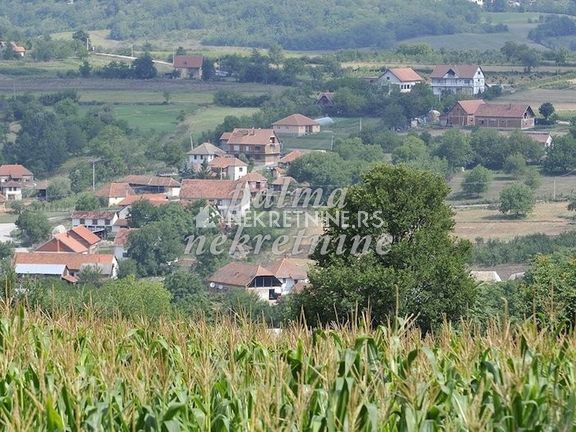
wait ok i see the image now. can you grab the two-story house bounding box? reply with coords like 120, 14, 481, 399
71, 211, 119, 236
221, 128, 281, 166
378, 68, 423, 93
118, 175, 181, 199
180, 179, 251, 220
431, 65, 485, 96
187, 142, 226, 170
173, 55, 204, 79
208, 156, 248, 180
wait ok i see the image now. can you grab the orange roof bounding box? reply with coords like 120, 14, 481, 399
453, 99, 486, 115
117, 194, 169, 206
14, 252, 115, 272
280, 150, 304, 164
266, 258, 307, 280
72, 210, 117, 220
113, 228, 135, 247
220, 132, 232, 142
273, 114, 319, 127
119, 175, 181, 188
187, 142, 226, 156
209, 156, 247, 169
180, 179, 245, 200
173, 55, 203, 69
0, 164, 33, 177
226, 128, 280, 146
475, 103, 535, 119
431, 64, 482, 79
69, 225, 101, 246
238, 172, 267, 183
35, 234, 88, 254
95, 182, 135, 199
386, 68, 423, 82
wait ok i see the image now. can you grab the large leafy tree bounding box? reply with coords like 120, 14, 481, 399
499, 183, 535, 218
293, 164, 476, 331
16, 210, 51, 246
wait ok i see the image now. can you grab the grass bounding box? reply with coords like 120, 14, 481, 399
0, 305, 574, 429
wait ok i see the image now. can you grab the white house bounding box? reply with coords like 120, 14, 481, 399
430, 65, 485, 96
187, 142, 226, 170
71, 211, 119, 235
95, 182, 135, 207
180, 179, 251, 220
208, 156, 248, 180
378, 68, 423, 93
0, 181, 23, 201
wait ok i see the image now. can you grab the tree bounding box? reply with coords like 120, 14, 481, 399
503, 153, 527, 177
391, 136, 428, 164
132, 53, 157, 79
539, 102, 555, 122
292, 164, 476, 332
162, 90, 171, 104
75, 193, 101, 211
543, 135, 576, 174
46, 177, 71, 201
79, 60, 91, 77
202, 58, 215, 81
164, 271, 211, 317
499, 183, 535, 218
523, 167, 542, 190
462, 166, 492, 196
434, 129, 473, 170
16, 210, 51, 245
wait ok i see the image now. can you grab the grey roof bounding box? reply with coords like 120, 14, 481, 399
187, 143, 226, 156
15, 263, 66, 275
79, 262, 114, 276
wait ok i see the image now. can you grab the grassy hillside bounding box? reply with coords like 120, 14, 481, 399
0, 306, 575, 429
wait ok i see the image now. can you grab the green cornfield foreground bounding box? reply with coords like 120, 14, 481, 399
1, 307, 575, 431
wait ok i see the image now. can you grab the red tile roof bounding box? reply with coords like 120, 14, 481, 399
238, 172, 267, 183
173, 55, 203, 69
267, 258, 307, 280
117, 194, 169, 206
475, 103, 534, 119
69, 225, 101, 246
220, 132, 232, 141
0, 180, 23, 188
226, 128, 280, 146
72, 210, 117, 220
35, 234, 88, 254
180, 179, 245, 200
119, 175, 181, 188
386, 68, 423, 82
280, 150, 304, 164
14, 252, 115, 272
430, 64, 482, 79
113, 228, 135, 247
95, 182, 135, 199
209, 156, 247, 169
524, 132, 552, 144
454, 99, 486, 115
0, 164, 32, 177
273, 114, 319, 127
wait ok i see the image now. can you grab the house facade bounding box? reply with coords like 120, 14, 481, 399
272, 114, 320, 136
446, 100, 486, 127
378, 68, 423, 93
0, 164, 33, 183
14, 252, 119, 280
431, 65, 485, 96
221, 128, 281, 166
173, 55, 203, 79
95, 182, 135, 206
187, 142, 226, 170
208, 156, 248, 180
0, 181, 22, 201
474, 104, 535, 130
72, 211, 119, 236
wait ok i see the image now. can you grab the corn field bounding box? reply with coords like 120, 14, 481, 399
0, 306, 575, 431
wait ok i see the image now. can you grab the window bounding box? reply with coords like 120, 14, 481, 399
80, 218, 85, 225
268, 289, 278, 300
239, 167, 244, 172
255, 146, 262, 152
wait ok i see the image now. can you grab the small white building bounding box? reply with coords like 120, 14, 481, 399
180, 179, 251, 220
0, 181, 23, 201
378, 68, 423, 93
71, 211, 119, 235
187, 143, 226, 170
272, 114, 320, 136
209, 156, 248, 181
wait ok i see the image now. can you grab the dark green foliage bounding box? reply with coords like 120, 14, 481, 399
213, 90, 270, 107
529, 15, 576, 44
74, 193, 102, 211
462, 166, 492, 196
131, 53, 157, 79
15, 210, 51, 246
473, 232, 576, 266
543, 135, 576, 174
499, 183, 535, 218
293, 164, 476, 331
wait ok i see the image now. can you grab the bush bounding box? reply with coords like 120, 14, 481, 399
499, 183, 535, 218
462, 166, 492, 196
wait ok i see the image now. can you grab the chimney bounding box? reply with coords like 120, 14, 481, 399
250, 127, 255, 135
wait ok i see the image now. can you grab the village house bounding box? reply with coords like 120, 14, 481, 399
14, 252, 119, 280
187, 142, 226, 170
236, 171, 268, 195
316, 91, 335, 107
474, 103, 535, 130
524, 131, 553, 148
95, 182, 135, 207
71, 210, 119, 236
430, 65, 485, 96
446, 100, 486, 127
0, 164, 33, 183
0, 181, 23, 201
221, 128, 281, 166
272, 114, 320, 136
35, 225, 101, 254
271, 176, 297, 193
208, 258, 307, 302
180, 179, 252, 219
173, 55, 204, 79
9, 42, 25, 57
208, 156, 248, 181
119, 175, 181, 198
113, 228, 134, 261
279, 150, 304, 168
117, 193, 170, 207
378, 68, 423, 93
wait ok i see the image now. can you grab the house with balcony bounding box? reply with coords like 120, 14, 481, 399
221, 128, 281, 166
431, 65, 485, 96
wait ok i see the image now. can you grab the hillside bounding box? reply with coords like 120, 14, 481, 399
0, 0, 487, 50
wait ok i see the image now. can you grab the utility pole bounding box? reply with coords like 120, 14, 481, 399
330, 133, 334, 151
92, 160, 96, 191
553, 178, 556, 201
359, 118, 362, 133
189, 131, 194, 151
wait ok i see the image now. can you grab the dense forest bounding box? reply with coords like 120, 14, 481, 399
0, 0, 485, 49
